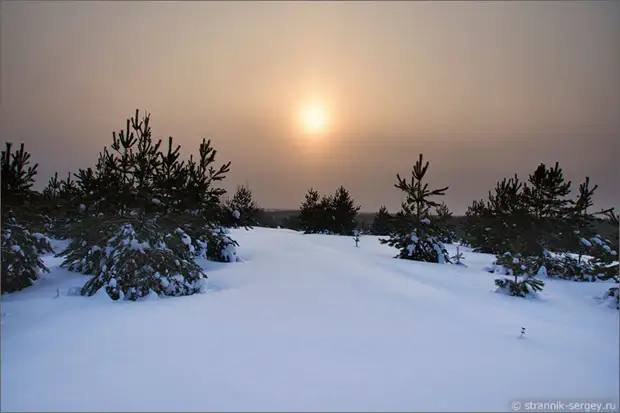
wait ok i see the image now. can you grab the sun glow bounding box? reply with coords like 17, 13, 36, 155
300, 104, 327, 134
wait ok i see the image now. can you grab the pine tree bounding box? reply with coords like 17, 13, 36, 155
494, 250, 545, 297
487, 175, 530, 254
451, 246, 466, 267
434, 202, 455, 243
57, 110, 234, 300
558, 177, 599, 280
223, 185, 261, 229
463, 199, 493, 252
590, 208, 619, 309
521, 162, 572, 261
380, 154, 450, 263
298, 188, 322, 234
371, 205, 392, 236
330, 186, 361, 235
317, 193, 334, 234
1, 142, 53, 293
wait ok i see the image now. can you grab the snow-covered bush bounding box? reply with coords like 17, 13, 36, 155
204, 228, 239, 262
557, 253, 595, 282
394, 222, 450, 263
79, 220, 207, 300
589, 222, 619, 310
1, 218, 53, 293
494, 252, 545, 297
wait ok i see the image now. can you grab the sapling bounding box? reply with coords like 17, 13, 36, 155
451, 246, 467, 266
353, 230, 360, 247
520, 327, 526, 338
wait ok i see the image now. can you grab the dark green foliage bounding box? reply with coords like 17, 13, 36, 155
1, 219, 53, 293
223, 185, 261, 229
464, 163, 592, 271
494, 251, 545, 297
298, 188, 322, 233
463, 176, 527, 255
587, 209, 619, 309
1, 142, 53, 293
330, 186, 361, 236
79, 218, 207, 300
380, 154, 451, 263
521, 162, 572, 261
463, 199, 493, 252
434, 202, 455, 243
1, 142, 39, 212
590, 209, 619, 283
371, 205, 392, 236
52, 109, 235, 299
297, 186, 360, 235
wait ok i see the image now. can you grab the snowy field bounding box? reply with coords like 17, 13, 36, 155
1, 228, 619, 412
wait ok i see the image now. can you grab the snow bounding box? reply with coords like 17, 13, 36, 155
1, 228, 618, 412
537, 266, 548, 278
581, 238, 593, 247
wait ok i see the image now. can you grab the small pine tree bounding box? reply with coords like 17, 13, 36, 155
57, 110, 234, 300
380, 154, 450, 263
330, 186, 361, 236
451, 246, 466, 267
353, 230, 361, 247
463, 199, 493, 252
494, 250, 545, 297
521, 162, 572, 262
223, 185, 261, 229
1, 142, 53, 293
590, 208, 619, 309
298, 188, 322, 234
558, 177, 599, 281
371, 205, 392, 236
434, 202, 455, 243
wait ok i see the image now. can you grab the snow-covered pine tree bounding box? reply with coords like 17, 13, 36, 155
330, 186, 360, 236
380, 154, 450, 263
590, 208, 619, 309
1, 142, 53, 293
223, 185, 261, 229
181, 137, 237, 262
370, 205, 392, 236
494, 250, 545, 297
57, 110, 232, 300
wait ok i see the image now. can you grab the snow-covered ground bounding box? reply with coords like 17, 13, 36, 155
2, 228, 618, 412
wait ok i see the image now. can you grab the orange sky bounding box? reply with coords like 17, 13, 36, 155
1, 1, 618, 214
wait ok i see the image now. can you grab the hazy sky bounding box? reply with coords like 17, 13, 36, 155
1, 1, 618, 214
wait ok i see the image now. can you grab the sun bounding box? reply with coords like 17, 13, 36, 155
300, 104, 327, 134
